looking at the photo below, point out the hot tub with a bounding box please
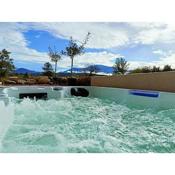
[0,86,175,153]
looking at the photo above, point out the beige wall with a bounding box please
[91,71,175,92]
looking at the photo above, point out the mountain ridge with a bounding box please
[14,64,114,75]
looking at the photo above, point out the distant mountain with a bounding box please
[63,67,84,73]
[63,65,114,74]
[14,64,114,75]
[14,68,40,75]
[94,65,114,74]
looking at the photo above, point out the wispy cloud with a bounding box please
[0,23,49,64]
[59,51,122,68]
[26,22,130,49]
[1,22,175,70]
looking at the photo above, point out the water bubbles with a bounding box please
[0,101,14,150]
[1,97,175,152]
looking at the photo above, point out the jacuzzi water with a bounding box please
[1,86,175,153]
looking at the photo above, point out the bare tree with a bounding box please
[62,32,90,77]
[48,46,61,77]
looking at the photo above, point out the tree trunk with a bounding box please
[55,61,57,78]
[70,56,74,77]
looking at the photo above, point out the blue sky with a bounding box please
[0,22,175,71]
[24,30,69,53]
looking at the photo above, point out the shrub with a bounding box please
[162,65,172,72]
[113,57,129,75]
[35,76,50,84]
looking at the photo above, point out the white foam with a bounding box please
[0,101,14,150]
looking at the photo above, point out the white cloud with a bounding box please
[157,53,175,68]
[58,51,121,69]
[134,28,175,45]
[129,52,175,70]
[27,22,130,49]
[0,22,127,70]
[1,22,175,71]
[131,23,175,45]
[153,49,164,55]
[0,23,49,64]
[128,22,166,30]
[27,22,175,48]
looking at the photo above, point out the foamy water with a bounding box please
[0,101,14,150]
[1,97,175,152]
